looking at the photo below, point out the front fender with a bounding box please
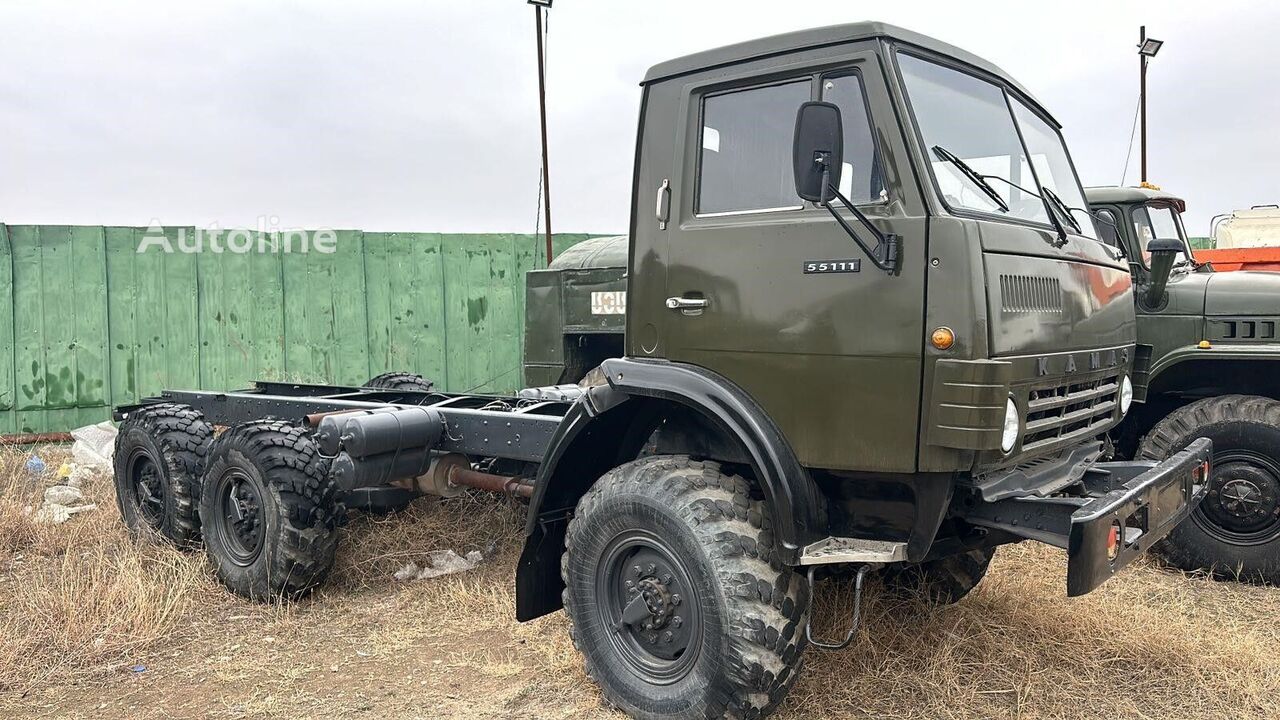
[515,357,826,621]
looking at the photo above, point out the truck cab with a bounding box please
[627,23,1134,479]
[1087,185,1280,583]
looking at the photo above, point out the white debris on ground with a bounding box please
[32,421,115,525]
[37,481,98,524]
[70,421,117,470]
[394,549,485,581]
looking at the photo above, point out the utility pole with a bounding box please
[1137,26,1164,185]
[1140,25,1148,183]
[531,0,554,264]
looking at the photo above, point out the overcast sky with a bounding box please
[2,0,1277,237]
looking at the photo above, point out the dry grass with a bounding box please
[0,446,214,696]
[0,443,1277,718]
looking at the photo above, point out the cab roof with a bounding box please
[548,235,629,270]
[1085,186,1186,212]
[642,21,1056,126]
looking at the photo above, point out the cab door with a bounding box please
[649,49,929,472]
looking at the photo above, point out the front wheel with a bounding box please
[1139,395,1280,584]
[561,456,809,719]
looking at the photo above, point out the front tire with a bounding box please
[561,456,809,719]
[1139,395,1280,584]
[881,548,995,604]
[199,421,340,600]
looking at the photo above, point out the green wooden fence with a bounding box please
[0,225,595,434]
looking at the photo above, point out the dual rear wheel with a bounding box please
[114,372,432,599]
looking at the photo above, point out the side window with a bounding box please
[821,73,885,204]
[697,80,811,215]
[1094,208,1120,247]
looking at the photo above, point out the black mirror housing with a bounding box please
[793,102,843,202]
[1144,237,1182,307]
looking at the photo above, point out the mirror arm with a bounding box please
[819,173,899,275]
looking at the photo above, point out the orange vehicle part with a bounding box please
[1195,247,1280,272]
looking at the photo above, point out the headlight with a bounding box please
[1001,397,1020,454]
[1119,375,1134,415]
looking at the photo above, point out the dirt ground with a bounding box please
[1,445,1278,720]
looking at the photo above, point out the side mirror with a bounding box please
[1093,211,1121,247]
[792,101,843,203]
[1144,237,1181,307]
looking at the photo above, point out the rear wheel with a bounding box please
[112,403,214,545]
[561,456,809,719]
[199,421,340,600]
[363,371,434,392]
[881,548,996,604]
[1139,395,1280,584]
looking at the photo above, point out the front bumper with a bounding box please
[959,437,1212,596]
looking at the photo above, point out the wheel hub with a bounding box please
[218,470,266,565]
[1218,479,1264,518]
[599,535,700,682]
[129,451,165,527]
[1197,455,1280,545]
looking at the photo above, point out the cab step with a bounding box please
[799,537,907,565]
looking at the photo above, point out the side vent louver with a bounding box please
[1209,318,1278,341]
[1000,275,1062,314]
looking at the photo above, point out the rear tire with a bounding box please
[561,456,809,719]
[1138,395,1280,584]
[881,548,995,604]
[199,421,340,600]
[364,371,434,392]
[112,403,214,546]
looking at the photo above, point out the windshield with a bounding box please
[1009,102,1098,239]
[1133,204,1191,266]
[897,53,1097,239]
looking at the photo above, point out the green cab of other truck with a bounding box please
[1088,185,1280,583]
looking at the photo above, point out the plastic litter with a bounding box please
[71,421,118,470]
[25,456,46,477]
[393,549,484,581]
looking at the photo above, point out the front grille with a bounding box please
[1021,372,1120,455]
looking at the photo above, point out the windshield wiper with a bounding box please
[932,145,1009,212]
[1041,187,1082,234]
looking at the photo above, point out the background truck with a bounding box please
[112,23,1210,720]
[1087,185,1280,583]
[1196,205,1280,271]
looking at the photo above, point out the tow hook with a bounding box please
[805,564,871,651]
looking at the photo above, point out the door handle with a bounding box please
[665,296,708,312]
[656,179,671,230]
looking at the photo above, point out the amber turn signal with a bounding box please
[1198,340,1212,349]
[930,327,956,350]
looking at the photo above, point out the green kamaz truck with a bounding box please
[1086,185,1280,583]
[525,190,1280,586]
[116,23,1210,719]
